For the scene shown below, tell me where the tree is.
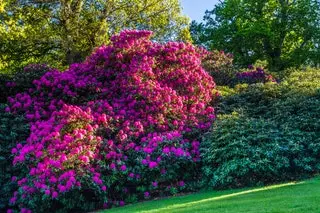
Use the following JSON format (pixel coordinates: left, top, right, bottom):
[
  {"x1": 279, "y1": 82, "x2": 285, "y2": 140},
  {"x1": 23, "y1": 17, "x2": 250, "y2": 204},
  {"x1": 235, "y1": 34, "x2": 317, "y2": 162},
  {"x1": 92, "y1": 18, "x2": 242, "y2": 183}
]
[
  {"x1": 0, "y1": 0, "x2": 191, "y2": 73},
  {"x1": 0, "y1": 1, "x2": 57, "y2": 74},
  {"x1": 191, "y1": 0, "x2": 320, "y2": 71}
]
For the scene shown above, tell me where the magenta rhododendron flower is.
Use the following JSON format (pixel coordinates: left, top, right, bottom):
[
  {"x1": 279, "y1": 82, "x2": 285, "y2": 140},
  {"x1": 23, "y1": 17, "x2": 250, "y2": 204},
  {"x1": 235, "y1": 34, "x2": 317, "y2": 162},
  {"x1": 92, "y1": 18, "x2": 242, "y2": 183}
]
[
  {"x1": 110, "y1": 163, "x2": 116, "y2": 169},
  {"x1": 141, "y1": 159, "x2": 148, "y2": 165},
  {"x1": 162, "y1": 147, "x2": 170, "y2": 154},
  {"x1": 144, "y1": 191, "x2": 150, "y2": 198},
  {"x1": 178, "y1": 181, "x2": 185, "y2": 187},
  {"x1": 52, "y1": 191, "x2": 58, "y2": 199},
  {"x1": 148, "y1": 161, "x2": 158, "y2": 169},
  {"x1": 21, "y1": 208, "x2": 32, "y2": 213},
  {"x1": 9, "y1": 197, "x2": 16, "y2": 204},
  {"x1": 161, "y1": 168, "x2": 167, "y2": 174},
  {"x1": 120, "y1": 165, "x2": 127, "y2": 171}
]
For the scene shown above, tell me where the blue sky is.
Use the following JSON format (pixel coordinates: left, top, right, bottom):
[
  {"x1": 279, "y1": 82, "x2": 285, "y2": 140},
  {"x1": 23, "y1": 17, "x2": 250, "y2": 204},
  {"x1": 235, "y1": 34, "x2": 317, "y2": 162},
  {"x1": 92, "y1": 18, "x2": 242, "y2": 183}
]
[{"x1": 180, "y1": 0, "x2": 219, "y2": 22}]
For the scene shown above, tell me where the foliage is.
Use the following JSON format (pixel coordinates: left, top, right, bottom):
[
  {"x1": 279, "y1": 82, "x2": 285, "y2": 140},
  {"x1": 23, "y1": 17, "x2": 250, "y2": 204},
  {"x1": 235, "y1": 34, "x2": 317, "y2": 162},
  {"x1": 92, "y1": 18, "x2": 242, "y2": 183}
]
[
  {"x1": 5, "y1": 30, "x2": 217, "y2": 212},
  {"x1": 0, "y1": 1, "x2": 59, "y2": 74},
  {"x1": 0, "y1": 0, "x2": 191, "y2": 73},
  {"x1": 200, "y1": 51, "x2": 275, "y2": 86},
  {"x1": 191, "y1": 0, "x2": 320, "y2": 71},
  {"x1": 0, "y1": 104, "x2": 29, "y2": 212},
  {"x1": 0, "y1": 64, "x2": 51, "y2": 103},
  {"x1": 201, "y1": 50, "x2": 236, "y2": 86},
  {"x1": 201, "y1": 68, "x2": 320, "y2": 188}
]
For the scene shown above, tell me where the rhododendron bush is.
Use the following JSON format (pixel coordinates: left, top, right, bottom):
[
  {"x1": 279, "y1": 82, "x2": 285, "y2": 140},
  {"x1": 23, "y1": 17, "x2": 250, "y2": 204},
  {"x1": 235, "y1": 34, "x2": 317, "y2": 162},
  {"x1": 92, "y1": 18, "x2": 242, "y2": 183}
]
[
  {"x1": 5, "y1": 30, "x2": 217, "y2": 212},
  {"x1": 0, "y1": 64, "x2": 50, "y2": 103},
  {"x1": 201, "y1": 49, "x2": 235, "y2": 86}
]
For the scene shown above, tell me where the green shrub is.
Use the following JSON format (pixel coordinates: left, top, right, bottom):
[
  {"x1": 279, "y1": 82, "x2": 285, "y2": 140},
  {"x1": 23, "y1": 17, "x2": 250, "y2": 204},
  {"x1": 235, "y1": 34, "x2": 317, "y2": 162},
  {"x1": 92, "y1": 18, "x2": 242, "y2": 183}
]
[
  {"x1": 201, "y1": 113, "x2": 320, "y2": 188},
  {"x1": 0, "y1": 104, "x2": 29, "y2": 211},
  {"x1": 201, "y1": 68, "x2": 320, "y2": 189}
]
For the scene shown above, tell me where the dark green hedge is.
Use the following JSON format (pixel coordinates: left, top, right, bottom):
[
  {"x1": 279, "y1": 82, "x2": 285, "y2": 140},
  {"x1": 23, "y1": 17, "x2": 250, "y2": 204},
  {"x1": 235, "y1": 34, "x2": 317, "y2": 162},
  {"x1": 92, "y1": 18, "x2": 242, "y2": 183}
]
[
  {"x1": 0, "y1": 104, "x2": 29, "y2": 211},
  {"x1": 202, "y1": 68, "x2": 320, "y2": 188}
]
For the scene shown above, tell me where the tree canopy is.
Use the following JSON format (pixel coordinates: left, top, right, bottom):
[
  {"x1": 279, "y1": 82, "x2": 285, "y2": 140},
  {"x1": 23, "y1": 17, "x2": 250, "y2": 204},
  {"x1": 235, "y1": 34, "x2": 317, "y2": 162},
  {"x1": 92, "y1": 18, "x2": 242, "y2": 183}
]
[
  {"x1": 191, "y1": 0, "x2": 320, "y2": 70},
  {"x1": 0, "y1": 0, "x2": 191, "y2": 73}
]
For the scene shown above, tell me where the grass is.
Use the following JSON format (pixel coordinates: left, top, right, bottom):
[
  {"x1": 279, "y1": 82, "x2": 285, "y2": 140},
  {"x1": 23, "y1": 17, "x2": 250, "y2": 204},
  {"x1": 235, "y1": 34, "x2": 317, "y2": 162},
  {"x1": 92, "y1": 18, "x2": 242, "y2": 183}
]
[{"x1": 100, "y1": 177, "x2": 320, "y2": 213}]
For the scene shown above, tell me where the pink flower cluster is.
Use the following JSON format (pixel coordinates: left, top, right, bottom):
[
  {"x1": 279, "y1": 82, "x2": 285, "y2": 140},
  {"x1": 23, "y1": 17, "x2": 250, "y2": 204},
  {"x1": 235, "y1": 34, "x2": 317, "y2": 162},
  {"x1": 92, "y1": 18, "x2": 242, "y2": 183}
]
[
  {"x1": 9, "y1": 105, "x2": 100, "y2": 207},
  {"x1": 7, "y1": 30, "x2": 217, "y2": 211}
]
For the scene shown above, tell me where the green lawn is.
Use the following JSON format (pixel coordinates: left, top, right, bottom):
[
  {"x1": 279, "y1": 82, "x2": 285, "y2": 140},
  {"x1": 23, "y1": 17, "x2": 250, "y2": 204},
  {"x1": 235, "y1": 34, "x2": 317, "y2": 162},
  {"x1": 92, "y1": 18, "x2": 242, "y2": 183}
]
[{"x1": 100, "y1": 177, "x2": 320, "y2": 213}]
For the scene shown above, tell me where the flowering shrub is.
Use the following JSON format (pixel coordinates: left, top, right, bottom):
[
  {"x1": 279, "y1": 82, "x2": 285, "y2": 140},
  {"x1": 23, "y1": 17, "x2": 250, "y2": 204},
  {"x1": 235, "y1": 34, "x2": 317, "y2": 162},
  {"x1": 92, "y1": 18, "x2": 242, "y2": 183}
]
[
  {"x1": 6, "y1": 30, "x2": 217, "y2": 212},
  {"x1": 201, "y1": 49, "x2": 235, "y2": 86},
  {"x1": 236, "y1": 66, "x2": 276, "y2": 84},
  {"x1": 0, "y1": 64, "x2": 50, "y2": 103}
]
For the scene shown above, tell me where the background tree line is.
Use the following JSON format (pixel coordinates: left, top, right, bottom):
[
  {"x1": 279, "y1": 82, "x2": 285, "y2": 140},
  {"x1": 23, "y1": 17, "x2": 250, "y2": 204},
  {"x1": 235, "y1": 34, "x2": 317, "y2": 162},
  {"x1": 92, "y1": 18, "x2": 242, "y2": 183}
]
[
  {"x1": 1, "y1": 0, "x2": 319, "y2": 74},
  {"x1": 0, "y1": 0, "x2": 191, "y2": 74},
  {"x1": 191, "y1": 0, "x2": 320, "y2": 71}
]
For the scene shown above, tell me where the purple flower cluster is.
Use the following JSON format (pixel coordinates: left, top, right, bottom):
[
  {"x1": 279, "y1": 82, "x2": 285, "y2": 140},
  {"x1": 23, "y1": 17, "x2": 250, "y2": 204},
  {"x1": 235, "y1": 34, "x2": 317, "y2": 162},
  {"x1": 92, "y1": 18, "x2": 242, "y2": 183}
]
[
  {"x1": 236, "y1": 66, "x2": 276, "y2": 84},
  {"x1": 7, "y1": 30, "x2": 217, "y2": 211}
]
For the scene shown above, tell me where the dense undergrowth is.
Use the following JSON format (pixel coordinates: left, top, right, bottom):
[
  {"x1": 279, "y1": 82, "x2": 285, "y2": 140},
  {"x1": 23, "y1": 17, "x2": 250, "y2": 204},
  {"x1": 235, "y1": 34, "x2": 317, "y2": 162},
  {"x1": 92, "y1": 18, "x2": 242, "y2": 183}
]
[
  {"x1": 0, "y1": 29, "x2": 319, "y2": 213},
  {"x1": 201, "y1": 68, "x2": 320, "y2": 188}
]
